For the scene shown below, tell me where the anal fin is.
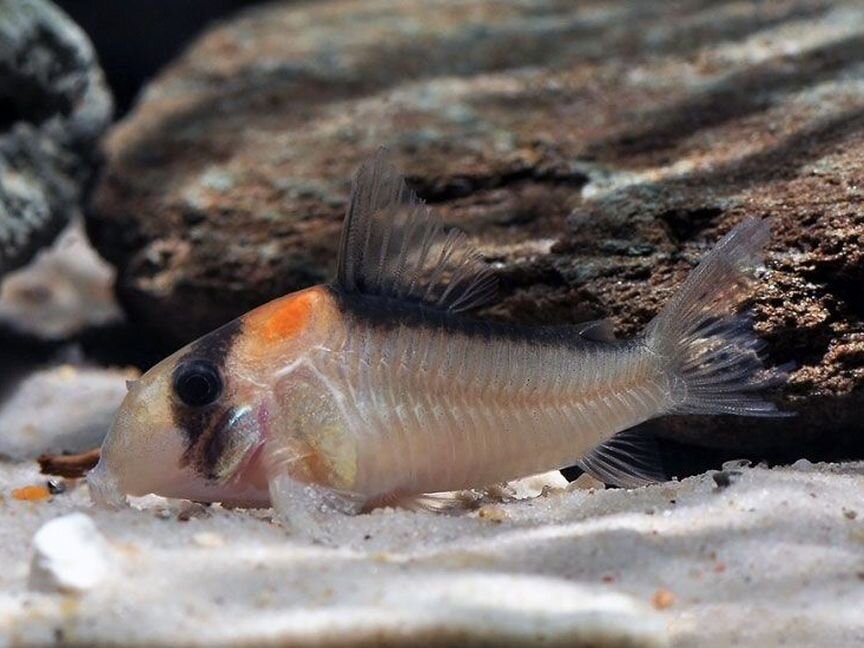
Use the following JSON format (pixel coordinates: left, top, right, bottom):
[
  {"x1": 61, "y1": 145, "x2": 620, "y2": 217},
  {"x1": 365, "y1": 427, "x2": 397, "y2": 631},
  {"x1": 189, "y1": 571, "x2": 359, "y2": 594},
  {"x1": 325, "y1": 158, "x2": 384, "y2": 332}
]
[{"x1": 574, "y1": 426, "x2": 666, "y2": 488}]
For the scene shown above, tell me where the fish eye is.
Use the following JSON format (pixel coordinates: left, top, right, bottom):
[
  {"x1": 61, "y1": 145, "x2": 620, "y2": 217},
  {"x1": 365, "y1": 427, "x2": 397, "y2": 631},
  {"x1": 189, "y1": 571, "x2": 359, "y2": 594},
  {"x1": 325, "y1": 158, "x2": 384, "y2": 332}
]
[{"x1": 172, "y1": 359, "x2": 223, "y2": 407}]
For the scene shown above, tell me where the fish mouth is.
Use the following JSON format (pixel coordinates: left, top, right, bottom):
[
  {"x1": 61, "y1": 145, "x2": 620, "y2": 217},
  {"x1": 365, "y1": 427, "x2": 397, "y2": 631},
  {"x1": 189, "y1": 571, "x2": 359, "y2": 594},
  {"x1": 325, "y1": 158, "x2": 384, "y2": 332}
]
[{"x1": 88, "y1": 460, "x2": 128, "y2": 509}]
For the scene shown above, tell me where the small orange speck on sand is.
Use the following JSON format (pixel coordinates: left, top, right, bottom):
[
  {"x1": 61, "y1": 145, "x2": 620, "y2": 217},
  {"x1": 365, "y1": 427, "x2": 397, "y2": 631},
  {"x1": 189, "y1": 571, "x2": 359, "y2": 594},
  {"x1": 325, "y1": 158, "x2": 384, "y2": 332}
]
[
  {"x1": 12, "y1": 484, "x2": 51, "y2": 502},
  {"x1": 651, "y1": 588, "x2": 677, "y2": 610}
]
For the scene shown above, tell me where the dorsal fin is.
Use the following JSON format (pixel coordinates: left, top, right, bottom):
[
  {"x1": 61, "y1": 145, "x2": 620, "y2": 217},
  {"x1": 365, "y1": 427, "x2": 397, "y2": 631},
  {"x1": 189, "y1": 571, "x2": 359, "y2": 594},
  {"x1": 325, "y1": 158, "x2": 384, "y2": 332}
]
[{"x1": 335, "y1": 151, "x2": 497, "y2": 312}]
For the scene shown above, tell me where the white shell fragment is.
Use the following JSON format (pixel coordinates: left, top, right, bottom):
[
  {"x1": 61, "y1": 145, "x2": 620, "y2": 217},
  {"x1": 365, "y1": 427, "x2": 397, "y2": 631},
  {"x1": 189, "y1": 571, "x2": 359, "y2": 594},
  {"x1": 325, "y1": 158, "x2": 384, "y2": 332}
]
[{"x1": 28, "y1": 513, "x2": 113, "y2": 594}]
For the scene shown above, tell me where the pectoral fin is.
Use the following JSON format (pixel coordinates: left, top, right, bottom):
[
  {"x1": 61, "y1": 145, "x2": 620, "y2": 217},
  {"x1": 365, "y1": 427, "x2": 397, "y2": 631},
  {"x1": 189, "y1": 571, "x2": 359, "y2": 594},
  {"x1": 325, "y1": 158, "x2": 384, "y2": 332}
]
[{"x1": 267, "y1": 471, "x2": 364, "y2": 540}]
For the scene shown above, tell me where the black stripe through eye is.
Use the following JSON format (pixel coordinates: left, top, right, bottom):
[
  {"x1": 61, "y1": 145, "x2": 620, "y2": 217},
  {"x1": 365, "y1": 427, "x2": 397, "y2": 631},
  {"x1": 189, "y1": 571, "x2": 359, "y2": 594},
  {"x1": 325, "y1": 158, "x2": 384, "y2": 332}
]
[{"x1": 172, "y1": 359, "x2": 223, "y2": 407}]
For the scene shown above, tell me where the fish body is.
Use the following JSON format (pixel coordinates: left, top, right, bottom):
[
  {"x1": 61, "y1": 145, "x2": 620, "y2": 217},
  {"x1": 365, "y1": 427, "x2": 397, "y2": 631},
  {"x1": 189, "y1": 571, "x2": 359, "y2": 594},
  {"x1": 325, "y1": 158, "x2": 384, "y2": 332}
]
[{"x1": 90, "y1": 153, "x2": 788, "y2": 528}]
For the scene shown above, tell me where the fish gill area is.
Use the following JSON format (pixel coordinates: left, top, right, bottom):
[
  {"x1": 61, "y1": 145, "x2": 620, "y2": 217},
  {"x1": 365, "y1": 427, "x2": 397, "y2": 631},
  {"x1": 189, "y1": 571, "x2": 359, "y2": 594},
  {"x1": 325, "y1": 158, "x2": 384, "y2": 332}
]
[{"x1": 0, "y1": 1, "x2": 863, "y2": 647}]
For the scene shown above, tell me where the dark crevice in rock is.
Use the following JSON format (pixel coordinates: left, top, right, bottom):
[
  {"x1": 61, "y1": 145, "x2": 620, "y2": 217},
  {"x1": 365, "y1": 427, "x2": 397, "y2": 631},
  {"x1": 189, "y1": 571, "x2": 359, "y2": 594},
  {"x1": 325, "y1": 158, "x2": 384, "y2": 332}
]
[
  {"x1": 416, "y1": 168, "x2": 589, "y2": 204},
  {"x1": 658, "y1": 207, "x2": 724, "y2": 243},
  {"x1": 830, "y1": 278, "x2": 864, "y2": 323}
]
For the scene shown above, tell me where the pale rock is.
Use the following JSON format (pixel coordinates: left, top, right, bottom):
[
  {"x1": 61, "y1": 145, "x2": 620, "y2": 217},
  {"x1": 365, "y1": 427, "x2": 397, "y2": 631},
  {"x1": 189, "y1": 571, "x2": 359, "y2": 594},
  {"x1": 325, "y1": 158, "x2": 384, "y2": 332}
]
[
  {"x1": 28, "y1": 512, "x2": 113, "y2": 594},
  {"x1": 0, "y1": 222, "x2": 121, "y2": 340},
  {"x1": 507, "y1": 470, "x2": 570, "y2": 499}
]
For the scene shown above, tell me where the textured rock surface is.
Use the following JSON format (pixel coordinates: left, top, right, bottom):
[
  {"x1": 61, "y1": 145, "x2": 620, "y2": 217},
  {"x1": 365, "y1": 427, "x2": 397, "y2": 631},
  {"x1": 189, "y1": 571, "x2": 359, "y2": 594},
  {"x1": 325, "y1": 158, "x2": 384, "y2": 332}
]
[
  {"x1": 2, "y1": 460, "x2": 864, "y2": 647},
  {"x1": 88, "y1": 0, "x2": 864, "y2": 456},
  {"x1": 0, "y1": 0, "x2": 112, "y2": 275}
]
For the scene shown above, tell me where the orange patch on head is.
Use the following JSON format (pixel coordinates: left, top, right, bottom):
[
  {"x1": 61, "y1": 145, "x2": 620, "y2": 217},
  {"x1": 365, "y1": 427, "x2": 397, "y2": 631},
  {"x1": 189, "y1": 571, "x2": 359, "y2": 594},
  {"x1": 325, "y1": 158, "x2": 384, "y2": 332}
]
[{"x1": 244, "y1": 286, "x2": 326, "y2": 344}]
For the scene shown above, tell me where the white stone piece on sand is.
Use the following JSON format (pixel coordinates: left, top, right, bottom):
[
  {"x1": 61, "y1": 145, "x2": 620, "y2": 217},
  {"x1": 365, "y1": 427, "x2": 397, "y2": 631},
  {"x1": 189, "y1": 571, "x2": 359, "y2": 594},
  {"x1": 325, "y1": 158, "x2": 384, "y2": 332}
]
[
  {"x1": 28, "y1": 512, "x2": 113, "y2": 594},
  {"x1": 506, "y1": 469, "x2": 570, "y2": 498},
  {"x1": 1, "y1": 460, "x2": 863, "y2": 647},
  {"x1": 0, "y1": 364, "x2": 138, "y2": 460}
]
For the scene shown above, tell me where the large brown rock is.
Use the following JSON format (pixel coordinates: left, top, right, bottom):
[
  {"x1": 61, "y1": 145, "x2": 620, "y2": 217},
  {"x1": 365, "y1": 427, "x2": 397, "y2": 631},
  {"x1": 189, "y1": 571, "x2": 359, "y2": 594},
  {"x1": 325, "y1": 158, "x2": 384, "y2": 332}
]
[{"x1": 88, "y1": 0, "x2": 864, "y2": 459}]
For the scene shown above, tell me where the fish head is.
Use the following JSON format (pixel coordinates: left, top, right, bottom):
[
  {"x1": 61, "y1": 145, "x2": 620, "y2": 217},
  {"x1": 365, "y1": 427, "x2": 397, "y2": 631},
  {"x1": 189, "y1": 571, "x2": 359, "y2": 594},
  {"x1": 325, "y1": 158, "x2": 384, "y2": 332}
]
[
  {"x1": 90, "y1": 318, "x2": 270, "y2": 507},
  {"x1": 89, "y1": 287, "x2": 338, "y2": 508}
]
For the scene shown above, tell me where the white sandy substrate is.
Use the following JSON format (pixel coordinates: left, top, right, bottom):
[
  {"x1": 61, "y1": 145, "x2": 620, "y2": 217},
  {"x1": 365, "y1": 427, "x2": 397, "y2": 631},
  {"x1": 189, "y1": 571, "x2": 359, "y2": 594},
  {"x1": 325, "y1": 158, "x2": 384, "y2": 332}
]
[
  {"x1": 0, "y1": 461, "x2": 862, "y2": 648},
  {"x1": 0, "y1": 365, "x2": 138, "y2": 461}
]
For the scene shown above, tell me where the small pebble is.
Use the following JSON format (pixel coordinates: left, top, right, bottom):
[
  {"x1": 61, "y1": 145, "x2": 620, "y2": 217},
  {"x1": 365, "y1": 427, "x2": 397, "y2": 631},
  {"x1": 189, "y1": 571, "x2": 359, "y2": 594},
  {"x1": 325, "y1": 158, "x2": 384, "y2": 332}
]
[
  {"x1": 193, "y1": 532, "x2": 225, "y2": 548},
  {"x1": 712, "y1": 470, "x2": 742, "y2": 490},
  {"x1": 790, "y1": 458, "x2": 815, "y2": 472},
  {"x1": 177, "y1": 502, "x2": 211, "y2": 521},
  {"x1": 569, "y1": 473, "x2": 606, "y2": 491},
  {"x1": 651, "y1": 588, "x2": 677, "y2": 610},
  {"x1": 476, "y1": 505, "x2": 508, "y2": 523},
  {"x1": 47, "y1": 479, "x2": 66, "y2": 495}
]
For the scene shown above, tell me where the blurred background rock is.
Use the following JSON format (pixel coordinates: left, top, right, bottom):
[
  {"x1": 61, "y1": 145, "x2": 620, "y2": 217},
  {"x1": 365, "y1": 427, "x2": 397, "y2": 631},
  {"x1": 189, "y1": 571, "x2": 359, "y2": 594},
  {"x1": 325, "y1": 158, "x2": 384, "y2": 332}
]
[
  {"x1": 2, "y1": 0, "x2": 864, "y2": 476},
  {"x1": 55, "y1": 1, "x2": 266, "y2": 117}
]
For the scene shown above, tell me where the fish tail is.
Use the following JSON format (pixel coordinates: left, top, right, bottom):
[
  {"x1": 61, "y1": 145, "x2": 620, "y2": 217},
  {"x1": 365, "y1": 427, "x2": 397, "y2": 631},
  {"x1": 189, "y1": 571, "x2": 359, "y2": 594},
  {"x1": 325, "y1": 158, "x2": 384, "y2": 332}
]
[{"x1": 644, "y1": 218, "x2": 792, "y2": 417}]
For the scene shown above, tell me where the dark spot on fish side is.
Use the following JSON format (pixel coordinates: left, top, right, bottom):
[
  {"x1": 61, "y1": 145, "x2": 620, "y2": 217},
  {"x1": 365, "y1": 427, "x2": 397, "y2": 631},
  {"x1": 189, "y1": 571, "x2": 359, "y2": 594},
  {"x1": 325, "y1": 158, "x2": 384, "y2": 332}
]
[{"x1": 659, "y1": 206, "x2": 724, "y2": 242}]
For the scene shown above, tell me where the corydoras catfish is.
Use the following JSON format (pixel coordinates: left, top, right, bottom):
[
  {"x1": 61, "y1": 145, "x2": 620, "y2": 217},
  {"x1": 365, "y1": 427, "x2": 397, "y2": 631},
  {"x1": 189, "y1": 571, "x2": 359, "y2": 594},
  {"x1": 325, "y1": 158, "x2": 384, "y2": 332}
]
[{"x1": 90, "y1": 153, "x2": 789, "y2": 530}]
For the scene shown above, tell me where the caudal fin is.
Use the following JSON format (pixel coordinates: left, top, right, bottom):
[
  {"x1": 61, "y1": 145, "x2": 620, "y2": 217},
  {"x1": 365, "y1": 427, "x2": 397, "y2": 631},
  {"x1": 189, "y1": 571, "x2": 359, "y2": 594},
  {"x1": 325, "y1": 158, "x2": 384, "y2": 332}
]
[{"x1": 644, "y1": 218, "x2": 791, "y2": 417}]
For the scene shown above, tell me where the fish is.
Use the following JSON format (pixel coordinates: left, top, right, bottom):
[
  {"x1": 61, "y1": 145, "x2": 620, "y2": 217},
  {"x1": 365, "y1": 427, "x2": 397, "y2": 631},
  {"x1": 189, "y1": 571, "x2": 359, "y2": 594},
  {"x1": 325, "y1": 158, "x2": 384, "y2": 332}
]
[{"x1": 89, "y1": 152, "x2": 789, "y2": 531}]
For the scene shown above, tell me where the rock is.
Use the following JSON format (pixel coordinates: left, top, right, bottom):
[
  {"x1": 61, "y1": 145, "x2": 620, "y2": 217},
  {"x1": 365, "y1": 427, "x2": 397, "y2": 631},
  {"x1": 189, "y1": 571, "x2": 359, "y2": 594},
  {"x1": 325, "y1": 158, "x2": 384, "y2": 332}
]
[
  {"x1": 0, "y1": 0, "x2": 112, "y2": 276},
  {"x1": 28, "y1": 512, "x2": 112, "y2": 594},
  {"x1": 506, "y1": 470, "x2": 569, "y2": 499},
  {"x1": 88, "y1": 0, "x2": 864, "y2": 457},
  {"x1": 0, "y1": 364, "x2": 138, "y2": 460},
  {"x1": 1, "y1": 459, "x2": 863, "y2": 646},
  {"x1": 0, "y1": 220, "x2": 121, "y2": 339}
]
